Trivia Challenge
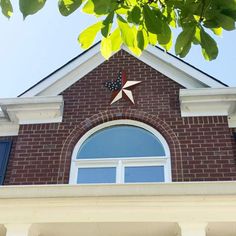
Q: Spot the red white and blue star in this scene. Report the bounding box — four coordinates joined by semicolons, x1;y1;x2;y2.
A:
105;71;142;105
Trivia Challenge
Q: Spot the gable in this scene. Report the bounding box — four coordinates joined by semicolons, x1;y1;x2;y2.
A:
60;49;182;116
1;43;236;139
19;43;226;98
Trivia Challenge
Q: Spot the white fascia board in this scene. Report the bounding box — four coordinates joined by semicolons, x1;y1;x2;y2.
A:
1;181;236;199
180;87;236;127
123;46;226;89
0;96;64;136
0;96;63;105
21;44;105;97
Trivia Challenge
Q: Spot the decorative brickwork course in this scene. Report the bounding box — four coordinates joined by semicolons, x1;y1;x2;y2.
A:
3;50;236;185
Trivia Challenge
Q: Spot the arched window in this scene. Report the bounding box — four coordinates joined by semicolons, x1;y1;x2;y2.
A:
69;120;171;184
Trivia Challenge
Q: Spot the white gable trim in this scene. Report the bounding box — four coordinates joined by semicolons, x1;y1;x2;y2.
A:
20;44;226;97
124;46;225;89
21;44;106;97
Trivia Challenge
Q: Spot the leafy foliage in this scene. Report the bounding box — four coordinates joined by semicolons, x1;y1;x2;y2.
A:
1;0;236;60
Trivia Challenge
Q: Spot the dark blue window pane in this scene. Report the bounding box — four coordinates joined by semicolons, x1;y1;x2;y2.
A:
77;167;116;184
125;166;164;183
77;126;165;159
0;141;12;185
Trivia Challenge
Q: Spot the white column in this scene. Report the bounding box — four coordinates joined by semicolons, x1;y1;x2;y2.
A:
5;224;31;236
178;222;207;236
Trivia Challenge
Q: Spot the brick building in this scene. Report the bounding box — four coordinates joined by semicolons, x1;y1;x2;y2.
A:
0;44;236;236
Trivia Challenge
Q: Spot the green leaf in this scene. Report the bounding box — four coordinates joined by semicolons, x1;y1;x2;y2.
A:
143;4;162;34
156;20;172;46
117;15;135;47
154;12;172;50
200;28;218;61
168;9;177;28
101;12;114;37
211;27;223;36
127;5;141;25
148;32;157;45
78;21;102;49
193;26;201;44
175;27;195;58
58;0;83;16
126;0;137;6
162;38;172;51
0;0;13;18
82;0;93;14
19;0;46;19
129;26;142;56
109;28;122;52
203;19;220;29
222;9;236;21
83;0;116;15
137;29;148;51
217;0;236;11
115;7;128;15
101;37;112;59
216;13;235;31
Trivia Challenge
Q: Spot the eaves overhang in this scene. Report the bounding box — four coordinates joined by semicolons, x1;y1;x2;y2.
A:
0;96;64;136
180;87;236;128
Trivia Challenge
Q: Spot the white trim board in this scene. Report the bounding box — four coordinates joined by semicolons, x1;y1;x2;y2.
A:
20;44;226;98
0;181;236;198
180;87;236;127
0;96;64;136
0;182;236;224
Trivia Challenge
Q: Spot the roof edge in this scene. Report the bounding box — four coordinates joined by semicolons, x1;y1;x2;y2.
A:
19;43;227;97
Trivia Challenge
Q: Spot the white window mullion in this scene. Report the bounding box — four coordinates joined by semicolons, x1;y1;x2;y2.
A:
116;160;123;183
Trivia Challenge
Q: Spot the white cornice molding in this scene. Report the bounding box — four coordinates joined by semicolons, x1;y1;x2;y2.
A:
0;96;64;136
1;181;236;199
0;121;19;136
180;87;236;127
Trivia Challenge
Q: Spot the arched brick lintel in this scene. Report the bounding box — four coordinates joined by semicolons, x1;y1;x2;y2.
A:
58;109;183;183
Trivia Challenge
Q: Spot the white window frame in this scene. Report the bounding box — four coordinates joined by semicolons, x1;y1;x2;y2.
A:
69;120;172;184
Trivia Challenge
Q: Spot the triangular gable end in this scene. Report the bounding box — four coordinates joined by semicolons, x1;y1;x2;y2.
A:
19;43;226;98
1;43;236;137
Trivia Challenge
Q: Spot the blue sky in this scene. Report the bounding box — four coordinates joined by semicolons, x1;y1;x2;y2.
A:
0;1;235;98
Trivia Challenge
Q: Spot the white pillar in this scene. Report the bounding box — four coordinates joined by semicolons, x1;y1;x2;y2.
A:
5;224;31;236
178;222;207;236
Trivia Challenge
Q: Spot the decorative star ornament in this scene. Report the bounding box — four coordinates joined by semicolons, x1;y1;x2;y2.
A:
105;71;142;105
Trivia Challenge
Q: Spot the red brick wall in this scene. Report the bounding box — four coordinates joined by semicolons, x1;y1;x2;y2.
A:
3;50;236;185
